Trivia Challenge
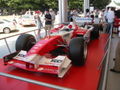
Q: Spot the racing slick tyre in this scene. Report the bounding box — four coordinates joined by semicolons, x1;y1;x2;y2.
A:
69;37;87;66
90;25;100;40
16;34;36;51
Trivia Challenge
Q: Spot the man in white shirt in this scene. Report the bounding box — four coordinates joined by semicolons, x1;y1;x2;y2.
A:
93;15;100;31
106;8;115;33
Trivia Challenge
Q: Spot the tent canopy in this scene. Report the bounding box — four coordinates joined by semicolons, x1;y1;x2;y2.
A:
107;0;120;9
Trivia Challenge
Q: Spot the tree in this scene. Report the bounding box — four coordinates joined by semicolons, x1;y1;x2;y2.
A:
44;0;58;10
0;0;112;15
68;0;83;10
6;0;54;11
90;0;111;9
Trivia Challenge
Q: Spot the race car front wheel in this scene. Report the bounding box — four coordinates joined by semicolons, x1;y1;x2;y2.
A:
69;37;87;66
16;34;36;51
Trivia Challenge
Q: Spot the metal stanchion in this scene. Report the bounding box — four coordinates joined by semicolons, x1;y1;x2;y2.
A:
4;38;11;53
0;29;38;55
0;72;74;90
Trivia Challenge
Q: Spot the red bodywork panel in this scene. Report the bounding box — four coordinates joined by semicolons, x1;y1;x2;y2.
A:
114;17;120;28
72;27;88;37
50;24;64;33
4;36;66;74
27;24;87;56
27;36;65;56
5;59;59;74
4;36;66;75
50;24;88;38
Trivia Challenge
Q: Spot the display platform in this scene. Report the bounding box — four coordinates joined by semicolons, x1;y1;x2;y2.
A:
0;34;109;90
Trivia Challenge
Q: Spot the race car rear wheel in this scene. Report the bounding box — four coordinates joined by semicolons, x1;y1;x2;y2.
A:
90;26;100;40
69;37;87;66
16;34;36;51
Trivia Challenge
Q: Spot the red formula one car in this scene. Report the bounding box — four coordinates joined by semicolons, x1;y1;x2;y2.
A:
3;23;99;77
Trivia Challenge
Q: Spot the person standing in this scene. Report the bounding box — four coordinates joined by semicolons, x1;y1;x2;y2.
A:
85;9;90;17
102;9;108;33
49;9;55;27
93;15;100;31
34;11;43;40
44;10;52;37
106;7;115;33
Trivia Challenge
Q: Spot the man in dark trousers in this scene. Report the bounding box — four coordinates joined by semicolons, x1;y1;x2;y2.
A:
45;10;52;37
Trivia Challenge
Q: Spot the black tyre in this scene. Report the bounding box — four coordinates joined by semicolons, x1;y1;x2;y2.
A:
3;27;11;34
16;34;36;51
90;25;100;40
69;37;87;66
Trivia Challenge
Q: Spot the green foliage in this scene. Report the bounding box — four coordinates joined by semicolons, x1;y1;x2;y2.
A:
90;0;110;9
4;0;56;11
0;0;8;7
0;0;111;14
68;0;83;9
44;0;58;9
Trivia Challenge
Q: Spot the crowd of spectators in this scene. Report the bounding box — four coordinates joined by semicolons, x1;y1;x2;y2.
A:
68;7;120;34
14;7;120;39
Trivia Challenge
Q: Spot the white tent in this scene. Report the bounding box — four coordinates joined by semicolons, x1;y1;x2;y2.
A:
107;0;120;9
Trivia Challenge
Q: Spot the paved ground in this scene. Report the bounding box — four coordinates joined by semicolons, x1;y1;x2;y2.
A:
106;34;120;90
